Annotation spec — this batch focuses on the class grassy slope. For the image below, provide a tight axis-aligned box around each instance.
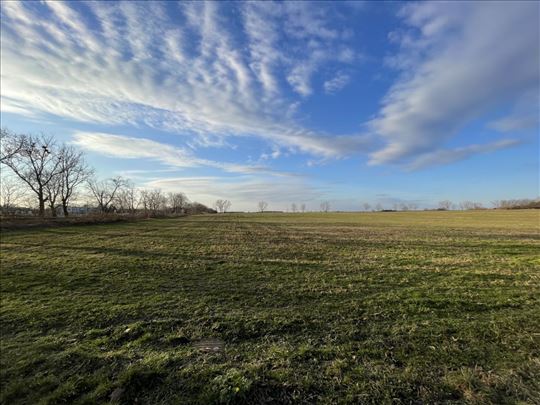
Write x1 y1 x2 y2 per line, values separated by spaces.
1 211 539 404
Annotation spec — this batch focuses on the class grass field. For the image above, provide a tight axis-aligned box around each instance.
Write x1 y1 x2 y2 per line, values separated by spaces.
1 210 539 404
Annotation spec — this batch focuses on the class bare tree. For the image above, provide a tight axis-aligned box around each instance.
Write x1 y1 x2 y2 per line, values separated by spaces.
88 176 126 213
257 200 268 212
168 192 188 214
320 201 330 213
44 174 62 217
0 176 25 213
148 189 167 214
400 203 409 211
139 189 150 214
214 199 231 213
408 203 418 211
0 128 25 163
1 133 63 216
57 145 93 216
459 201 483 210
490 199 539 209
291 203 297 213
117 181 140 214
459 201 471 210
375 203 383 211
438 200 452 210
300 203 306 213
139 189 167 215
185 201 214 214
473 202 484 210
362 202 371 211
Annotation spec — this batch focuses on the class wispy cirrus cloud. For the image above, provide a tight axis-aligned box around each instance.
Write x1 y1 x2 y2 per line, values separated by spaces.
0 1 365 158
369 1 539 167
71 131 294 176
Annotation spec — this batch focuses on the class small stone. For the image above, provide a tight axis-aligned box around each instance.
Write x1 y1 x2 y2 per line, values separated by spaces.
193 338 224 352
110 387 124 402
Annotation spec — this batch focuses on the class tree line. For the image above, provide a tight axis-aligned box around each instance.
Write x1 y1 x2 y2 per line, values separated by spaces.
0 129 216 217
255 198 538 213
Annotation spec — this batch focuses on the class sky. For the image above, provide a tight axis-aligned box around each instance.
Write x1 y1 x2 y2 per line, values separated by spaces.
1 0 538 211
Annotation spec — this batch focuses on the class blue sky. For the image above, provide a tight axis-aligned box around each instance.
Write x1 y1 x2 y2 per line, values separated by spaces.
1 1 538 211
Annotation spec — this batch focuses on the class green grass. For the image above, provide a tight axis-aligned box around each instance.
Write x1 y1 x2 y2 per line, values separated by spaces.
1 210 539 404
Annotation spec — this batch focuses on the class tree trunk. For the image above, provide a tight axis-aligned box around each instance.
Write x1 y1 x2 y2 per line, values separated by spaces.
62 201 69 217
49 201 57 217
38 197 45 217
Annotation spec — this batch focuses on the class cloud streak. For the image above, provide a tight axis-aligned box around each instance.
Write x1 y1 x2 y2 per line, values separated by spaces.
369 1 538 167
71 132 291 176
405 140 522 171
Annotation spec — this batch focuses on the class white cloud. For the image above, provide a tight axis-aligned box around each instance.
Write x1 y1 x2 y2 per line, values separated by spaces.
405 139 522 171
489 90 540 133
260 146 282 161
324 72 350 94
0 1 364 158
71 131 289 176
369 1 538 167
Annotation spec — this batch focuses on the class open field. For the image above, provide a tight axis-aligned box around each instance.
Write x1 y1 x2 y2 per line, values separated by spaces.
1 210 539 404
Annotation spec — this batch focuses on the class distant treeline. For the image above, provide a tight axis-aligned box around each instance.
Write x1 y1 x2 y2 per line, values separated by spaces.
490 199 540 209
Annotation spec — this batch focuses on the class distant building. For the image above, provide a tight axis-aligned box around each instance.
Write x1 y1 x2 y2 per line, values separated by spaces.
67 206 93 215
53 205 96 216
0 206 35 216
